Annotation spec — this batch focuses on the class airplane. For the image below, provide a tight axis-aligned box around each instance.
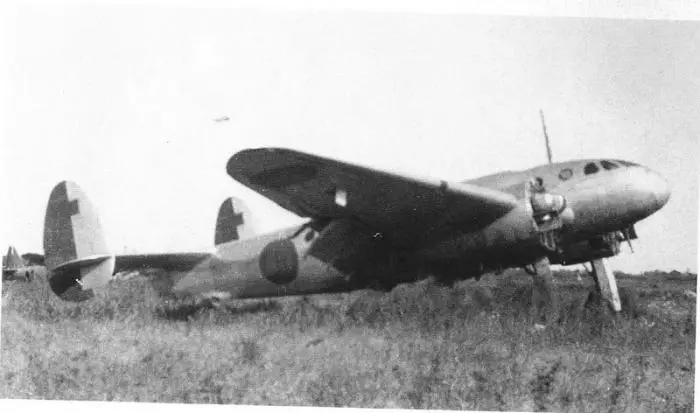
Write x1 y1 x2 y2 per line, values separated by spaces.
42 147 671 317
2 245 34 281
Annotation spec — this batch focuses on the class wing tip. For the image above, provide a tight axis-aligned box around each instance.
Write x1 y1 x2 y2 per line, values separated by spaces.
228 148 271 177
227 147 301 179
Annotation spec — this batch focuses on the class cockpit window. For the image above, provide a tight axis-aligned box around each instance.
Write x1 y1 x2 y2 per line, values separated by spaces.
614 159 639 167
601 160 619 170
584 162 599 175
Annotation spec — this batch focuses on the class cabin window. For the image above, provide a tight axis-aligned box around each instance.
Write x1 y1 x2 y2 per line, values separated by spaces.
601 160 619 170
584 162 599 175
558 168 573 181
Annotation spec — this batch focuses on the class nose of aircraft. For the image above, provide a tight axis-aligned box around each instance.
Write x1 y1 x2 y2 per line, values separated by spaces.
566 164 670 233
645 168 671 211
629 166 671 217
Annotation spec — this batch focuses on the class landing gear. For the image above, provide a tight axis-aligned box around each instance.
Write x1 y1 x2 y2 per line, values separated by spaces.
527 256 559 324
588 258 621 312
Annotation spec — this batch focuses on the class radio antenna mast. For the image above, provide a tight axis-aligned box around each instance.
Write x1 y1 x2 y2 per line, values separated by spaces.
539 109 553 164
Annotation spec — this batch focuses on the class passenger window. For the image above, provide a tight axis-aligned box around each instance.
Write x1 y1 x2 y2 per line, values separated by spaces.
601 160 619 170
584 162 599 175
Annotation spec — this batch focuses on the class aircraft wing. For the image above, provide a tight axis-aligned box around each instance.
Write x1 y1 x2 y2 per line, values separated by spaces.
227 148 520 248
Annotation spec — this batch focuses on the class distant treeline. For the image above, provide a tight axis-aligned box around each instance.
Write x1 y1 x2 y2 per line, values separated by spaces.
635 270 697 281
552 268 696 280
500 267 696 280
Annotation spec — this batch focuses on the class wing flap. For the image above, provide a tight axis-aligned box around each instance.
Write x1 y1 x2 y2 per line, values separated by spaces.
228 148 519 248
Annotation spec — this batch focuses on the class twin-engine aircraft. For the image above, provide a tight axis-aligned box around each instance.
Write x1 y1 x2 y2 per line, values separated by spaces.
44 148 670 312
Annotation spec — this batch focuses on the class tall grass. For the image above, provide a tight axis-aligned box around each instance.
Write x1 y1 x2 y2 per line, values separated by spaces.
1 270 695 411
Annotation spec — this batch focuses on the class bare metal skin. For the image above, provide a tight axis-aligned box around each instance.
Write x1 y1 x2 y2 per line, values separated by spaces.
43 149 669 311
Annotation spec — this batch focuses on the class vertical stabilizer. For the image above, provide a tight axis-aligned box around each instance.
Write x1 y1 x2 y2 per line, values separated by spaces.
44 181 115 301
215 196 257 246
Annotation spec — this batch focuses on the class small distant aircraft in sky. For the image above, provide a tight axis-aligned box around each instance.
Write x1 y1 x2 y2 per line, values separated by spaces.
43 144 670 315
213 116 230 123
2 245 34 281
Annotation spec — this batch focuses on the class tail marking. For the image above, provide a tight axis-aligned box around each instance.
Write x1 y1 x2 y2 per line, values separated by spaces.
214 196 256 246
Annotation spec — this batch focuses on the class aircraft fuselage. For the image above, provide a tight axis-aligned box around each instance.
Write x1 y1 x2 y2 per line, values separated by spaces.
161 158 670 300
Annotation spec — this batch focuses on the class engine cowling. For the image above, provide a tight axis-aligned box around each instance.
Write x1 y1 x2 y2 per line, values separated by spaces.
531 193 567 215
529 192 575 235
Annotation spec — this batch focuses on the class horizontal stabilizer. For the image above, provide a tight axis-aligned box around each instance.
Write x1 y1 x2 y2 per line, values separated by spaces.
115 253 211 272
50 254 115 301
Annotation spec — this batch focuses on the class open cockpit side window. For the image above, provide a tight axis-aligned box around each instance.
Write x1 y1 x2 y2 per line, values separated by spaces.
614 159 639 167
584 162 600 175
601 160 619 170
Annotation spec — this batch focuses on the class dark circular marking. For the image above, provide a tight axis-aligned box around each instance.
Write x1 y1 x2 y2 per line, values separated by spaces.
259 239 299 284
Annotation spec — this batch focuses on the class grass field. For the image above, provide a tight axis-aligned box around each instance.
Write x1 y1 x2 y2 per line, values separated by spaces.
1 268 695 411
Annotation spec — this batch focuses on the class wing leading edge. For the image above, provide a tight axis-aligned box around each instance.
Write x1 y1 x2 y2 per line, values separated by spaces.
227 148 520 248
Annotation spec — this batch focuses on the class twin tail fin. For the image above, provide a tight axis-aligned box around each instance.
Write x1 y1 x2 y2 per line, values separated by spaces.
214 196 257 246
44 181 114 301
44 181 259 301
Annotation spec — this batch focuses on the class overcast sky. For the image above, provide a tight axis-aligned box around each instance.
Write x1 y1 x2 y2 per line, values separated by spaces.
1 6 698 273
